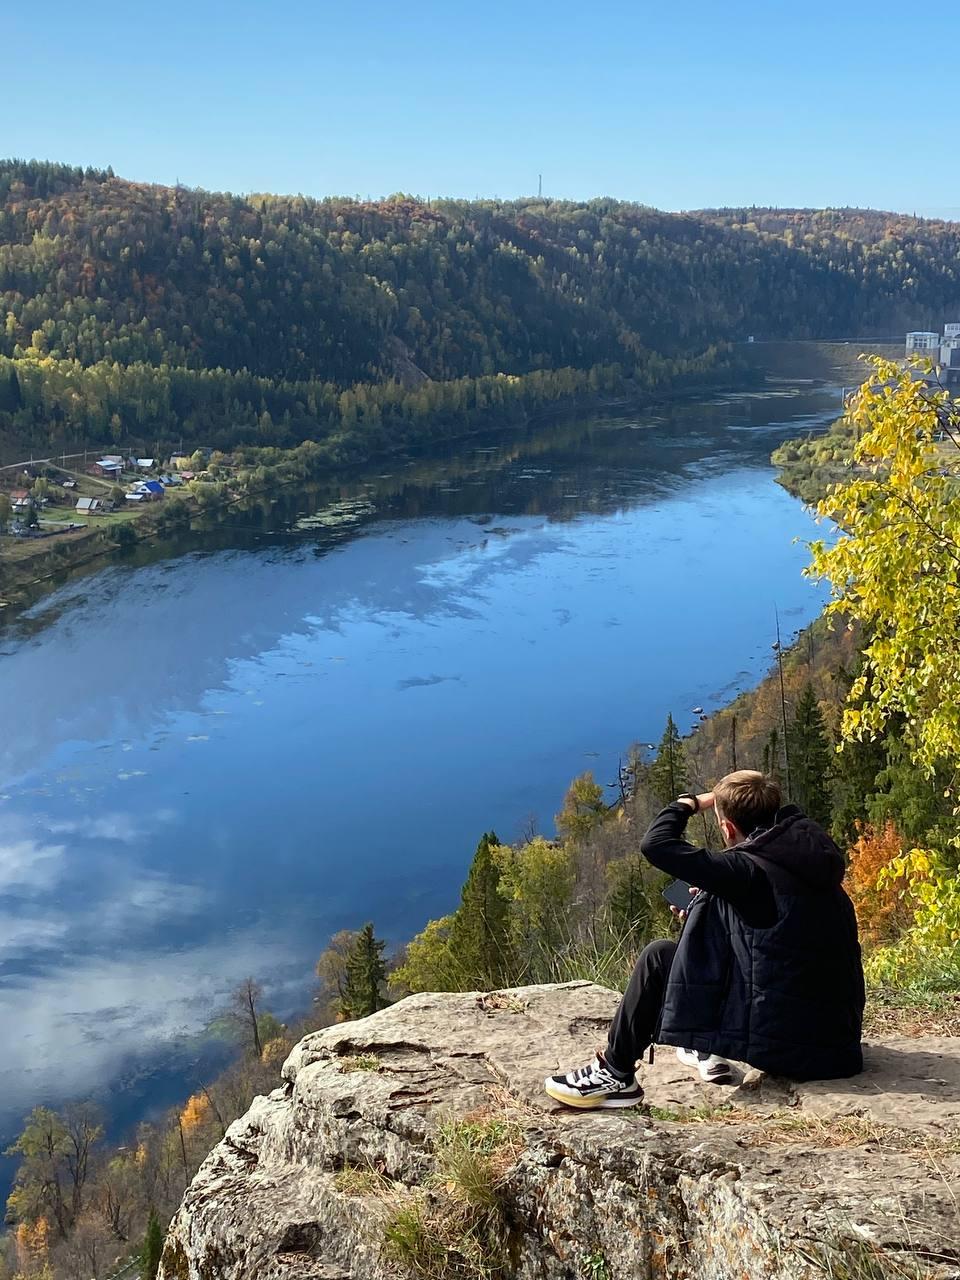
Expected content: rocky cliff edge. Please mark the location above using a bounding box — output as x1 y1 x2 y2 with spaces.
158 982 960 1280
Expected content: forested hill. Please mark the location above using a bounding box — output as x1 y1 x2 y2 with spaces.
2 158 959 453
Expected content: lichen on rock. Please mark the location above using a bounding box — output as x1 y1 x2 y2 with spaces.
158 982 960 1279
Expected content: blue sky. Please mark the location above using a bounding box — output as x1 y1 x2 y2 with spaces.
9 0 958 216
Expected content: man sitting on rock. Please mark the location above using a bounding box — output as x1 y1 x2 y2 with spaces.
545 769 865 1109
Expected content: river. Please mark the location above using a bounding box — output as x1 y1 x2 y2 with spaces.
0 376 837 1174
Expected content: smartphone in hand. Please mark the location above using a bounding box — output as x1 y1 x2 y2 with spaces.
662 879 694 912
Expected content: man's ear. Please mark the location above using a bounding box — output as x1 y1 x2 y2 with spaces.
719 816 739 846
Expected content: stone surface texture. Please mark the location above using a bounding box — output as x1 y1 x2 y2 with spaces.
158 982 960 1280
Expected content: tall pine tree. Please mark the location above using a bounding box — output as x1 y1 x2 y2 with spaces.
448 831 512 990
762 726 784 784
647 714 687 804
607 855 655 941
788 684 833 827
340 923 388 1020
141 1209 164 1280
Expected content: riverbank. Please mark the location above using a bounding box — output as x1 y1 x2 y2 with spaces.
0 361 760 617
766 341 902 501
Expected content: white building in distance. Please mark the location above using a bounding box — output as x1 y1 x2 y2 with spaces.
906 331 940 353
905 324 960 380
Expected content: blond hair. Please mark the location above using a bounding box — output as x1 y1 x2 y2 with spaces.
713 770 781 837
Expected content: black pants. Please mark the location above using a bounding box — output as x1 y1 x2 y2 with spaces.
605 938 677 1077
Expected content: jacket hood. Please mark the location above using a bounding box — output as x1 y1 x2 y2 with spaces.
738 805 846 890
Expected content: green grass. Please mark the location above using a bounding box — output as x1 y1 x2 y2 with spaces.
431 1114 524 1212
381 1111 526 1279
383 1199 451 1279
582 1250 611 1280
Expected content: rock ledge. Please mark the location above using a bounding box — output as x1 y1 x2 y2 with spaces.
159 982 960 1279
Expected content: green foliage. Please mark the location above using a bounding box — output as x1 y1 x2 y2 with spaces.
865 848 960 992
829 719 889 849
554 772 606 844
648 714 687 803
340 922 388 1020
605 853 663 943
334 1165 391 1196
446 834 513 991
141 1209 164 1280
494 836 575 967
864 736 954 852
6 165 958 461
582 1252 611 1280
391 914 463 994
761 726 785 785
5 1103 103 1237
339 1054 381 1073
788 683 833 825
109 521 137 548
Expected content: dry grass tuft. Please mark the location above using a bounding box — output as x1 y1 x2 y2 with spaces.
796 1234 953 1279
338 1053 381 1073
649 1102 960 1159
334 1164 393 1197
863 992 960 1038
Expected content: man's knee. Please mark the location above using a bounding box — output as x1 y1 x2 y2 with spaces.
637 937 677 977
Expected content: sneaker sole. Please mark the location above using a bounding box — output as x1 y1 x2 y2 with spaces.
544 1082 644 1110
699 1070 733 1084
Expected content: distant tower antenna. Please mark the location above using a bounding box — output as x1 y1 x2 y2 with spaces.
538 173 542 198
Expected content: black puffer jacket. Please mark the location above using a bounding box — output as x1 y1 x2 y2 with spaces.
641 802 865 1080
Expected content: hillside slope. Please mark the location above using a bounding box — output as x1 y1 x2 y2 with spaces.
4 164 960 385
2 162 960 453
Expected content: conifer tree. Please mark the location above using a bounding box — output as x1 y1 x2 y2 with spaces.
141 1209 164 1280
788 684 833 826
647 714 687 804
762 727 784 784
340 923 388 1020
607 855 655 941
447 832 512 990
0 366 21 411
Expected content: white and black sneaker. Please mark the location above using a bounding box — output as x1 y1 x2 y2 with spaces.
544 1053 644 1109
676 1047 733 1083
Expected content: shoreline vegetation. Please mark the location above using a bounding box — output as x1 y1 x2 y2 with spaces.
0 338 898 618
0 353 746 614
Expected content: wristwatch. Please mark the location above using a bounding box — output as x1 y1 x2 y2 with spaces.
677 793 700 812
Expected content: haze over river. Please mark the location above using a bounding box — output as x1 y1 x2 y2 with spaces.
0 376 838 1165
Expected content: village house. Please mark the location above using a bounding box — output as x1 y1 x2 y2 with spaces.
93 455 124 479
10 489 32 513
76 496 105 515
129 479 165 502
